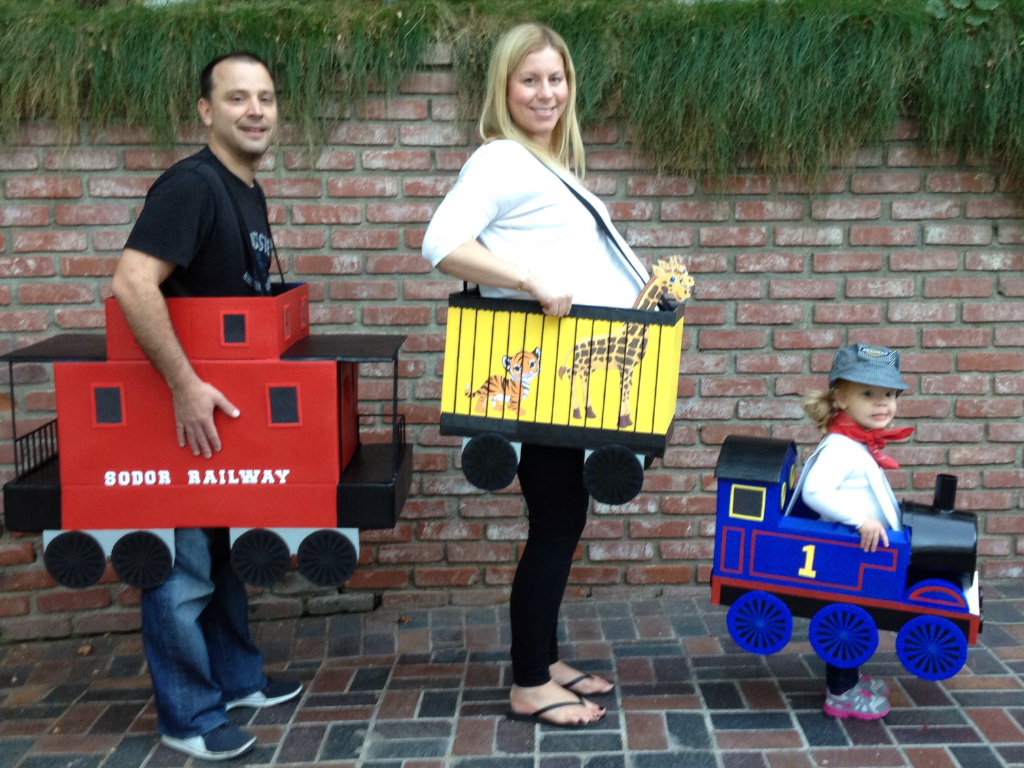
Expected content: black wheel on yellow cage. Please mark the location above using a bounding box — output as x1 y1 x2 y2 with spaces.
584 444 645 506
462 432 518 491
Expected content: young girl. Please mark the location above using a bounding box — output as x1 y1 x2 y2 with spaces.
797 343 914 720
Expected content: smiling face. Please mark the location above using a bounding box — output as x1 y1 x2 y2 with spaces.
507 47 569 151
197 58 277 183
834 380 898 431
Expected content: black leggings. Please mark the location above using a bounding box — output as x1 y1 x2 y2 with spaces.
826 664 860 695
509 444 590 687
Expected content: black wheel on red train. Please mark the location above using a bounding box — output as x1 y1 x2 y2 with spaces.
110 531 173 589
297 529 358 586
44 531 107 590
230 529 290 587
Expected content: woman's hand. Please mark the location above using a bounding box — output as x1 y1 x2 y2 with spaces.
522 270 572 317
857 517 889 552
437 239 573 316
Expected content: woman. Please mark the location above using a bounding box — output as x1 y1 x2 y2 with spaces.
422 23 649 728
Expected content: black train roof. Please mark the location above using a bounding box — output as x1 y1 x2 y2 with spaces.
714 435 796 484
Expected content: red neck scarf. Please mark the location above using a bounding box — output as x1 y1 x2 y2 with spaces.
827 411 914 469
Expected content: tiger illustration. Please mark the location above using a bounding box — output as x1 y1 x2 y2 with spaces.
465 347 541 415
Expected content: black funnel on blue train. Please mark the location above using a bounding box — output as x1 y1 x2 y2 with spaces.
901 474 977 579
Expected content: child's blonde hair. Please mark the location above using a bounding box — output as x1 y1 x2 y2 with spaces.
802 379 857 433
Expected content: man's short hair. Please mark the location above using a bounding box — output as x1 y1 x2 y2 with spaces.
200 52 272 100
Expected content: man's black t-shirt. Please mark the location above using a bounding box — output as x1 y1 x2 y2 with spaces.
125 147 273 298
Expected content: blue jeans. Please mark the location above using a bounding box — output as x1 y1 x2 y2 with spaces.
141 528 266 738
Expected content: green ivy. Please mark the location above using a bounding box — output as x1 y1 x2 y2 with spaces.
2 0 1024 179
0 0 433 146
925 0 1001 29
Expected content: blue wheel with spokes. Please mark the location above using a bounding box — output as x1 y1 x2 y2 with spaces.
809 603 878 669
727 591 792 655
896 615 968 681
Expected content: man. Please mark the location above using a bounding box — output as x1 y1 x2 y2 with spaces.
110 52 301 761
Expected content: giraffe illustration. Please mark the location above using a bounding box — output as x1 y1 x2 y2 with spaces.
557 256 693 428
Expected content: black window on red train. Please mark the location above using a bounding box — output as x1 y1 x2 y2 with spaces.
268 386 299 424
93 386 123 425
223 313 246 344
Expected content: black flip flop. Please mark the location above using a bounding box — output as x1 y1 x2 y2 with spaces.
506 695 605 729
563 672 615 696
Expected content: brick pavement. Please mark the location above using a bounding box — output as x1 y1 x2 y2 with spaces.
2 581 1024 768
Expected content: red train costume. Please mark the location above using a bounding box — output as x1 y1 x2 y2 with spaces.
2 283 410 589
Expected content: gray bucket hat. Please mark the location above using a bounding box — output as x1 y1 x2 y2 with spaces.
828 343 909 391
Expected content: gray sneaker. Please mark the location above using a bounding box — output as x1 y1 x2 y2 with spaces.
859 674 889 697
226 679 302 711
161 723 256 761
822 684 890 720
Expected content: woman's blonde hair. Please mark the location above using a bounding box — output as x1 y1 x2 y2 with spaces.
478 23 586 176
803 380 857 433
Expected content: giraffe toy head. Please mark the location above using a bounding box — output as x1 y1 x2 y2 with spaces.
635 255 694 309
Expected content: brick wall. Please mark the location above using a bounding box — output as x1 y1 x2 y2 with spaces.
1 59 1023 641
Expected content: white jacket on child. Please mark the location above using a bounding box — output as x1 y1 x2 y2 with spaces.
791 433 901 531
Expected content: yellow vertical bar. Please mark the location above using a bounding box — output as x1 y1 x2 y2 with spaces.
456 308 485 416
566 317 594 427
465 309 496 417
534 314 564 426
517 312 545 423
585 319 613 430
502 312 525 420
440 305 463 414
489 310 512 419
632 323 659 434
653 317 685 435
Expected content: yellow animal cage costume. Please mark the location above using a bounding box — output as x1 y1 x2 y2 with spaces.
440 257 692 505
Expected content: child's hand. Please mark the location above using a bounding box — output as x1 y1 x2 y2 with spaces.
858 517 889 552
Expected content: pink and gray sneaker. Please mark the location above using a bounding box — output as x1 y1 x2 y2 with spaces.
823 683 890 720
859 674 889 697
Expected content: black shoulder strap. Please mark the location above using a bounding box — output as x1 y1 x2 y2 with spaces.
540 162 646 285
191 160 285 290
249 181 286 285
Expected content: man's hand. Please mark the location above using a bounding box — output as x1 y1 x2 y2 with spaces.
522 271 573 317
857 517 889 552
113 249 243 456
171 378 240 458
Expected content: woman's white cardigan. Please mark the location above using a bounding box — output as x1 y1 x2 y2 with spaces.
421 139 647 309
